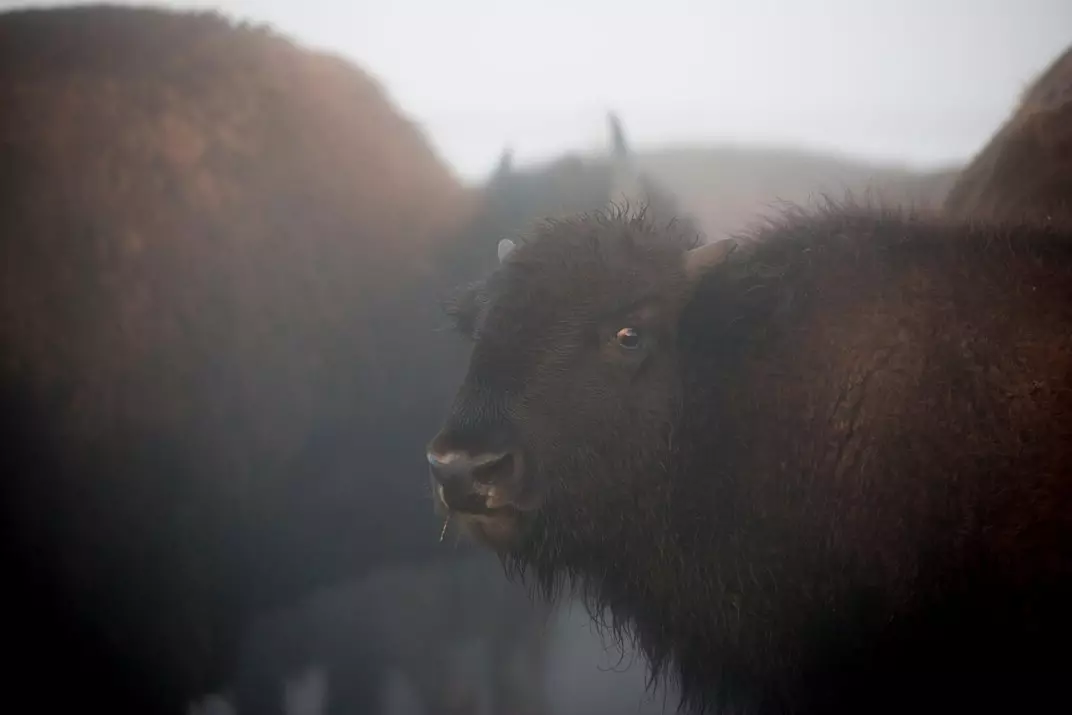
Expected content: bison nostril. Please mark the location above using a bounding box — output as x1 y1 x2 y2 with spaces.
471 452 514 485
426 450 455 469
426 449 519 488
426 447 524 514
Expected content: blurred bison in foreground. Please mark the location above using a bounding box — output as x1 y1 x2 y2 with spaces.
427 205 1072 714
0 4 697 713
944 42 1072 222
232 552 552 715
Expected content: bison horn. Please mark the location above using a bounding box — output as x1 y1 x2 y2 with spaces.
683 238 738 283
493 147 514 179
497 238 516 263
608 111 629 159
607 112 645 210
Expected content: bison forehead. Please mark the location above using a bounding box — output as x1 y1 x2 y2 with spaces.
490 211 699 308
454 212 703 387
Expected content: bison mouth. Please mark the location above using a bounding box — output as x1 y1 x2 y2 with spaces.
433 480 521 517
431 479 528 550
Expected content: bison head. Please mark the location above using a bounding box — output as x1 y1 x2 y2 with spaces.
426 211 736 554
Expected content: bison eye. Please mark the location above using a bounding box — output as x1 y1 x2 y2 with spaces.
615 327 642 350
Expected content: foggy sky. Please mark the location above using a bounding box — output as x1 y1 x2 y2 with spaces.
5 0 1069 180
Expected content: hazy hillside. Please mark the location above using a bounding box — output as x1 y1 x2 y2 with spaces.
633 144 963 239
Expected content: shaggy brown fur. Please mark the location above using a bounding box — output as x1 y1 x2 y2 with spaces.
0 4 697 713
944 43 1072 222
429 204 1072 714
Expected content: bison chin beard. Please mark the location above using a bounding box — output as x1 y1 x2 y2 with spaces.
498 441 727 715
501 428 682 603
455 507 527 550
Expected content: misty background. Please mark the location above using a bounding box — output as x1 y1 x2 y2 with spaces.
6 0 1070 180
4 1 1067 714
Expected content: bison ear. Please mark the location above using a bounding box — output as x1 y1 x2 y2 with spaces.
683 238 738 287
497 238 517 263
607 111 629 159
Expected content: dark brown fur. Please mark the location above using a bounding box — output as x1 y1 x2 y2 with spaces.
944 43 1072 222
0 4 697 712
430 204 1072 714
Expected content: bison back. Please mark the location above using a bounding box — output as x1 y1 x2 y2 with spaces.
0 4 474 709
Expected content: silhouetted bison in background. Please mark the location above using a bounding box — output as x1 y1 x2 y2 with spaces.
944 43 1072 222
428 205 1072 714
0 4 698 713
233 552 552 715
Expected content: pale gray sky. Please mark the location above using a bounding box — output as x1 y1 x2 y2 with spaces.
5 0 1070 179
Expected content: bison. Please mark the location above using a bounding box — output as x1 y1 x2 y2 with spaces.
944 42 1072 222
0 4 696 713
427 204 1072 714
